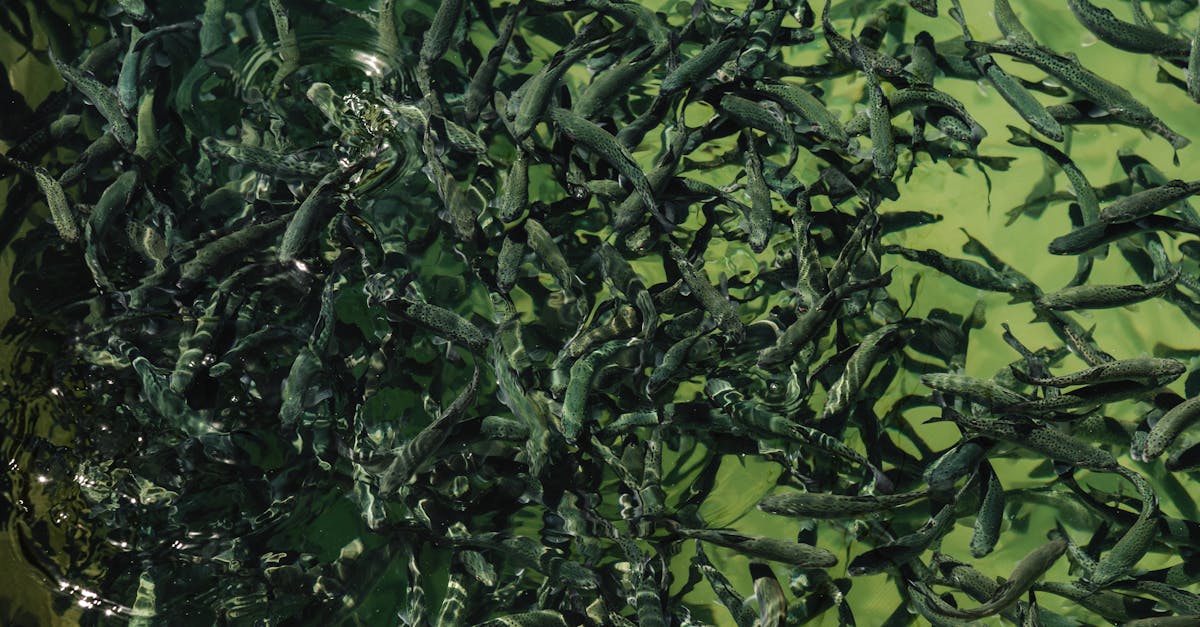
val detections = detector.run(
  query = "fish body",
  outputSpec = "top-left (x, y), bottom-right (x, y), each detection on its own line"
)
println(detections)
top-left (754, 80), bottom-right (849, 146)
top-left (1099, 180), bottom-right (1200, 223)
top-left (917, 539), bottom-right (1067, 619)
top-left (378, 367), bottom-right (479, 493)
top-left (1036, 266), bottom-right (1180, 310)
top-left (670, 246), bottom-right (745, 343)
top-left (1140, 393), bottom-right (1200, 460)
top-left (944, 410), bottom-right (1117, 470)
top-left (969, 40), bottom-right (1189, 148)
top-left (677, 528), bottom-right (838, 567)
top-left (548, 107), bottom-right (655, 215)
top-left (921, 373), bottom-right (1029, 408)
top-left (1012, 357), bottom-right (1184, 387)
top-left (659, 38), bottom-right (741, 96)
top-left (758, 488), bottom-right (930, 519)
top-left (1068, 0), bottom-right (1191, 57)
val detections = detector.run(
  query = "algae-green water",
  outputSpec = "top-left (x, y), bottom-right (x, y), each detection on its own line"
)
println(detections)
top-left (3, 0), bottom-right (1200, 625)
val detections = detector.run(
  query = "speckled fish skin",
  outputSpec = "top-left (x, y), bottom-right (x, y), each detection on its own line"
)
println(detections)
top-left (949, 0), bottom-right (1063, 141)
top-left (398, 299), bottom-right (489, 354)
top-left (821, 0), bottom-right (907, 78)
top-left (548, 107), bottom-right (656, 216)
top-left (1050, 215), bottom-right (1200, 255)
top-left (669, 245), bottom-right (745, 343)
top-left (917, 538), bottom-right (1067, 619)
top-left (1012, 357), bottom-right (1184, 387)
top-left (475, 611), bottom-right (569, 627)
top-left (49, 50), bottom-right (136, 149)
top-left (886, 245), bottom-right (1029, 294)
top-left (921, 373), bottom-right (1030, 409)
top-left (523, 218), bottom-right (578, 291)
top-left (677, 528), bottom-right (838, 567)
top-left (970, 463), bottom-right (1005, 558)
top-left (1068, 0), bottom-right (1191, 57)
top-left (758, 488), bottom-right (931, 519)
top-left (33, 166), bottom-right (78, 242)
top-left (743, 136), bottom-right (774, 252)
top-left (378, 366), bottom-right (479, 494)
top-left (507, 31), bottom-right (611, 141)
top-left (659, 37), bottom-right (741, 96)
top-left (1098, 180), bottom-right (1200, 223)
top-left (1138, 394), bottom-right (1200, 461)
top-left (943, 409), bottom-right (1117, 470)
top-left (754, 80), bottom-right (849, 146)
top-left (561, 338), bottom-right (638, 441)
top-left (1035, 266), bottom-right (1181, 311)
top-left (1088, 466), bottom-right (1158, 588)
top-left (967, 39), bottom-right (1190, 149)
top-left (1001, 379), bottom-right (1160, 414)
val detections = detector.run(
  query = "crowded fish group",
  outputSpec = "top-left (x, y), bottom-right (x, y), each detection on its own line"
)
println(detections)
top-left (3, 0), bottom-right (1200, 624)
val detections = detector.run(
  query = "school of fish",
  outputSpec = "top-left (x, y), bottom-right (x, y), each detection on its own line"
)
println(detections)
top-left (2, 0), bottom-right (1200, 625)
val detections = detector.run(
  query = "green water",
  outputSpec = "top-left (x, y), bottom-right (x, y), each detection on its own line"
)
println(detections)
top-left (3, 0), bottom-right (1200, 625)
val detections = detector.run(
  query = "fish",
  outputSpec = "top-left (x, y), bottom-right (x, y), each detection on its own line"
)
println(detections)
top-left (669, 245), bottom-right (745, 343)
top-left (199, 0), bottom-right (227, 57)
top-left (507, 27), bottom-right (614, 141)
top-left (659, 38), bottom-right (741, 96)
top-left (970, 462), bottom-right (1005, 558)
top-left (1087, 466), bottom-right (1159, 587)
top-left (860, 58), bottom-right (896, 179)
top-left (916, 539), bottom-right (1066, 619)
top-left (597, 242), bottom-right (656, 337)
top-left (751, 562), bottom-right (787, 627)
top-left (397, 298), bottom-right (489, 354)
top-left (935, 407), bottom-right (1118, 470)
top-left (267, 0), bottom-right (299, 86)
top-left (1098, 180), bottom-right (1200, 223)
top-left (818, 320), bottom-right (915, 422)
top-left (1068, 0), bottom-right (1191, 57)
top-left (921, 373), bottom-right (1030, 409)
top-left (1190, 17), bottom-right (1200, 102)
top-left (378, 367), bottom-right (480, 494)
top-left (885, 245), bottom-right (1031, 294)
top-left (694, 541), bottom-right (757, 627)
top-left (574, 43), bottom-right (666, 120)
top-left (848, 503), bottom-right (958, 575)
top-left (949, 1), bottom-right (1064, 141)
top-left (676, 527), bottom-right (838, 567)
top-left (758, 271), bottom-right (894, 367)
top-left (754, 80), bottom-right (849, 146)
top-left (278, 153), bottom-right (374, 262)
top-left (1138, 393), bottom-right (1200, 461)
top-left (465, 7), bottom-right (520, 122)
top-left (475, 611), bottom-right (569, 627)
top-left (1035, 266), bottom-right (1181, 311)
top-left (33, 166), bottom-right (78, 242)
top-left (742, 135), bottom-right (775, 251)
top-left (200, 138), bottom-right (332, 180)
top-left (966, 39), bottom-right (1190, 149)
top-left (1007, 126), bottom-right (1100, 225)
top-left (1049, 216), bottom-right (1200, 256)
top-left (1012, 357), bottom-right (1185, 387)
top-left (561, 339), bottom-right (639, 441)
top-left (547, 108), bottom-right (659, 224)
top-left (758, 487), bottom-right (931, 519)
